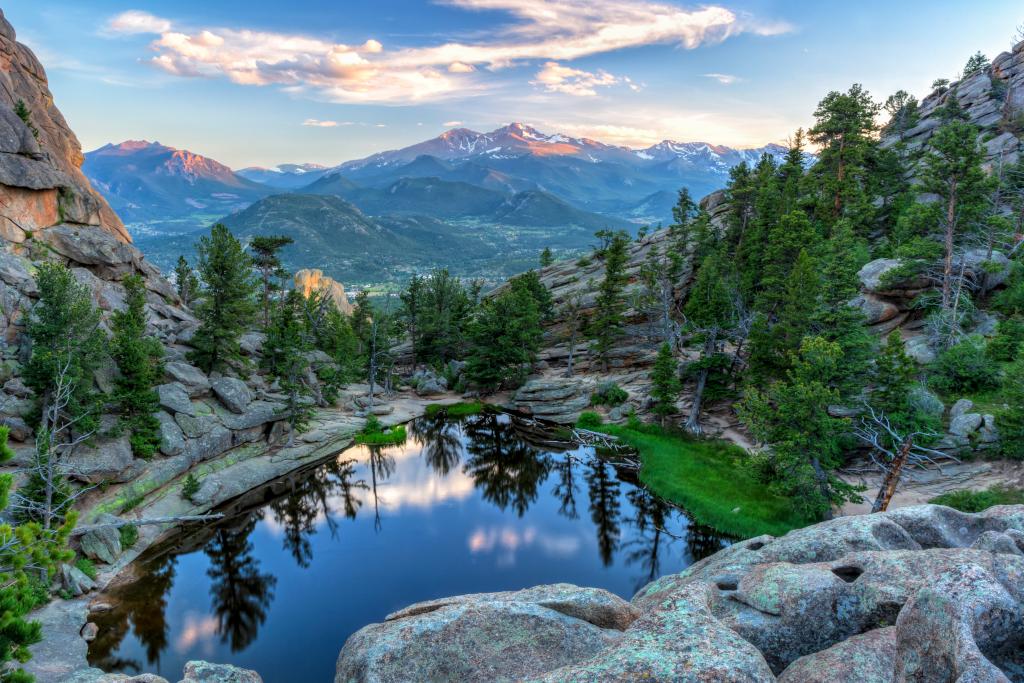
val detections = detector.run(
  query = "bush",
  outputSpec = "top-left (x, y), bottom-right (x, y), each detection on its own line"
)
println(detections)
top-left (181, 472), bottom-right (201, 502)
top-left (74, 557), bottom-right (97, 580)
top-left (361, 414), bottom-right (382, 435)
top-left (576, 411), bottom-right (603, 429)
top-left (987, 316), bottom-right (1024, 362)
top-left (590, 381), bottom-right (628, 407)
top-left (119, 524), bottom-right (139, 549)
top-left (928, 337), bottom-right (1000, 395)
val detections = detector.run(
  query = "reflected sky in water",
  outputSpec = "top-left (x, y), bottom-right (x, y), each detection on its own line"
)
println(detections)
top-left (89, 410), bottom-right (727, 683)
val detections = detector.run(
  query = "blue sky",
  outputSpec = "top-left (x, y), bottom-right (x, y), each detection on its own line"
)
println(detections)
top-left (7, 1), bottom-right (1022, 168)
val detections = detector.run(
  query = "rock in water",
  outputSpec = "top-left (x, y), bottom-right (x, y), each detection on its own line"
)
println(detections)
top-left (336, 504), bottom-right (1024, 682)
top-left (179, 661), bottom-right (263, 683)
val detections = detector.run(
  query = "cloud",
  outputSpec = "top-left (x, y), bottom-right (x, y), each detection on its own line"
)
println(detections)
top-left (105, 10), bottom-right (172, 35)
top-left (532, 61), bottom-right (621, 96)
top-left (302, 118), bottom-right (339, 127)
top-left (442, 120), bottom-right (464, 127)
top-left (105, 2), bottom-right (789, 103)
top-left (703, 72), bottom-right (741, 85)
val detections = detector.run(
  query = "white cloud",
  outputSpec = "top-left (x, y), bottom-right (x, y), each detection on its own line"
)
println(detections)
top-left (442, 120), bottom-right (464, 127)
top-left (302, 118), bottom-right (339, 127)
top-left (104, 10), bottom-right (172, 35)
top-left (532, 61), bottom-right (621, 96)
top-left (703, 72), bottom-right (741, 85)
top-left (105, 2), bottom-right (789, 104)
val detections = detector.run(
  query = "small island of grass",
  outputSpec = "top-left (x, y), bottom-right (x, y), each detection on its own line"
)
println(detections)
top-left (424, 401), bottom-right (486, 418)
top-left (356, 415), bottom-right (408, 446)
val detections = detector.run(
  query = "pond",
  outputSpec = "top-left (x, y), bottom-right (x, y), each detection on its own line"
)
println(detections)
top-left (88, 409), bottom-right (728, 682)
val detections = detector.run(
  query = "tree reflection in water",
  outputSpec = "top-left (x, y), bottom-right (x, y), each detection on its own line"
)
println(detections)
top-left (205, 515), bottom-right (278, 652)
top-left (409, 411), bottom-right (463, 476)
top-left (268, 457), bottom-right (365, 567)
top-left (461, 411), bottom-right (552, 516)
top-left (88, 552), bottom-right (178, 673)
top-left (584, 458), bottom-right (622, 567)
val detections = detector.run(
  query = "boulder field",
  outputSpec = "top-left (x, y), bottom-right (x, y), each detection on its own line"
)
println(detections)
top-left (335, 503), bottom-right (1024, 682)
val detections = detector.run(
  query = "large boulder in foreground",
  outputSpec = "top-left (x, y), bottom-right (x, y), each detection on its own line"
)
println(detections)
top-left (336, 504), bottom-right (1024, 682)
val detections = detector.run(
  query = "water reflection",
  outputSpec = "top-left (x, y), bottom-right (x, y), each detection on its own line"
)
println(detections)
top-left (89, 409), bottom-right (729, 683)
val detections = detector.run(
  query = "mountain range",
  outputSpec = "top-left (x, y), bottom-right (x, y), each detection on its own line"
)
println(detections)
top-left (84, 124), bottom-right (793, 283)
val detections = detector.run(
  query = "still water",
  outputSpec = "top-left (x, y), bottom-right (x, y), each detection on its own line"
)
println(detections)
top-left (88, 409), bottom-right (727, 682)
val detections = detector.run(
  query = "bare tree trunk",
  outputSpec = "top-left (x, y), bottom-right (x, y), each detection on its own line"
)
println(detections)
top-left (872, 436), bottom-right (913, 513)
top-left (942, 179), bottom-right (958, 309)
top-left (684, 329), bottom-right (716, 434)
top-left (811, 457), bottom-right (833, 521)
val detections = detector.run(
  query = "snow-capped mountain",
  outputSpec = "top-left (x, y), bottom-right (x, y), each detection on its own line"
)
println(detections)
top-left (236, 163), bottom-right (330, 189)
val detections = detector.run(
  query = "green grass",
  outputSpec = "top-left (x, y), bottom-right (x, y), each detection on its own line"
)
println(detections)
top-left (592, 421), bottom-right (813, 539)
top-left (355, 425), bottom-right (407, 445)
top-left (929, 484), bottom-right (1024, 512)
top-left (425, 401), bottom-right (485, 418)
top-left (74, 557), bottom-right (98, 579)
top-left (119, 524), bottom-right (139, 549)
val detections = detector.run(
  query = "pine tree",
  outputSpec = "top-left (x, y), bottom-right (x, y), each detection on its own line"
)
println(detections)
top-left (650, 343), bottom-right (681, 426)
top-left (740, 336), bottom-right (862, 520)
top-left (399, 275), bottom-right (425, 365)
top-left (263, 290), bottom-right (315, 444)
top-left (539, 247), bottom-right (554, 268)
top-left (921, 118), bottom-right (988, 314)
top-left (588, 230), bottom-right (630, 371)
top-left (189, 224), bottom-right (258, 373)
top-left (465, 287), bottom-right (542, 392)
top-left (509, 270), bottom-right (554, 321)
top-left (415, 269), bottom-right (473, 364)
top-left (174, 255), bottom-right (200, 308)
top-left (24, 262), bottom-right (105, 434)
top-left (807, 84), bottom-right (880, 232)
top-left (13, 99), bottom-right (39, 140)
top-left (681, 252), bottom-right (736, 433)
top-left (250, 235), bottom-right (294, 328)
top-left (757, 210), bottom-right (818, 312)
top-left (997, 353), bottom-right (1024, 459)
top-left (869, 331), bottom-right (917, 417)
top-left (962, 52), bottom-right (989, 78)
top-left (111, 274), bottom-right (164, 458)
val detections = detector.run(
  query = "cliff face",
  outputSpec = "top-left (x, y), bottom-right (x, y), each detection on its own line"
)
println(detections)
top-left (295, 268), bottom-right (355, 315)
top-left (0, 9), bottom-right (127, 243)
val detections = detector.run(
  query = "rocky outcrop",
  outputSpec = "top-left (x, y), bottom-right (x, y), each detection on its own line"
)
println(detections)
top-left (294, 268), bottom-right (354, 315)
top-left (0, 10), bottom-right (126, 241)
top-left (511, 376), bottom-right (592, 424)
top-left (60, 660), bottom-right (262, 683)
top-left (336, 504), bottom-right (1024, 682)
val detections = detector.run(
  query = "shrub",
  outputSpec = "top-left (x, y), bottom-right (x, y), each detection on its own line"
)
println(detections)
top-left (361, 414), bottom-right (382, 435)
top-left (928, 337), bottom-right (1000, 394)
top-left (590, 381), bottom-right (628, 407)
top-left (181, 472), bottom-right (201, 502)
top-left (576, 411), bottom-right (603, 429)
top-left (74, 557), bottom-right (97, 580)
top-left (987, 316), bottom-right (1024, 362)
top-left (119, 524), bottom-right (139, 549)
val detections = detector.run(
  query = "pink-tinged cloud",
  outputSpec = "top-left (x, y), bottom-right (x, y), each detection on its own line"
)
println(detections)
top-left (104, 2), bottom-right (790, 104)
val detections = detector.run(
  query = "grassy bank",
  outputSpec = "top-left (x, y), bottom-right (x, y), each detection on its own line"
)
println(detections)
top-left (587, 417), bottom-right (812, 539)
top-left (425, 401), bottom-right (486, 418)
top-left (929, 485), bottom-right (1024, 512)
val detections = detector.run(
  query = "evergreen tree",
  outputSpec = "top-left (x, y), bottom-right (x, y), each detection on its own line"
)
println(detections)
top-left (921, 118), bottom-right (989, 315)
top-left (588, 230), bottom-right (630, 371)
top-left (638, 244), bottom-right (683, 347)
top-left (465, 287), bottom-right (542, 391)
top-left (997, 353), bottom-right (1024, 459)
top-left (189, 224), bottom-right (258, 373)
top-left (399, 275), bottom-right (425, 365)
top-left (111, 274), bottom-right (164, 458)
top-left (250, 235), bottom-right (294, 328)
top-left (263, 290), bottom-right (315, 444)
top-left (869, 331), bottom-right (918, 417)
top-left (740, 336), bottom-right (862, 520)
top-left (24, 262), bottom-right (105, 433)
top-left (649, 343), bottom-right (681, 426)
top-left (539, 247), bottom-right (554, 268)
top-left (13, 99), bottom-right (39, 140)
top-left (174, 256), bottom-right (200, 308)
top-left (807, 84), bottom-right (880, 232)
top-left (509, 270), bottom-right (554, 321)
top-left (883, 90), bottom-right (920, 137)
top-left (757, 210), bottom-right (818, 312)
top-left (415, 269), bottom-right (473, 364)
top-left (681, 252), bottom-right (736, 433)
top-left (962, 51), bottom-right (989, 78)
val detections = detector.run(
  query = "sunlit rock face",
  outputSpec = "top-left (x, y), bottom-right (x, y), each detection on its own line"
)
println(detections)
top-left (0, 9), bottom-right (127, 242)
top-left (295, 268), bottom-right (355, 315)
top-left (336, 503), bottom-right (1024, 682)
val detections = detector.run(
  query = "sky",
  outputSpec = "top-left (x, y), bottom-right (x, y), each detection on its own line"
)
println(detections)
top-left (7, 1), bottom-right (1022, 168)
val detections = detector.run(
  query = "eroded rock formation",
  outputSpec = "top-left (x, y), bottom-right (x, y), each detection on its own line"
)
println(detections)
top-left (0, 10), bottom-right (126, 242)
top-left (294, 268), bottom-right (354, 315)
top-left (335, 503), bottom-right (1024, 682)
